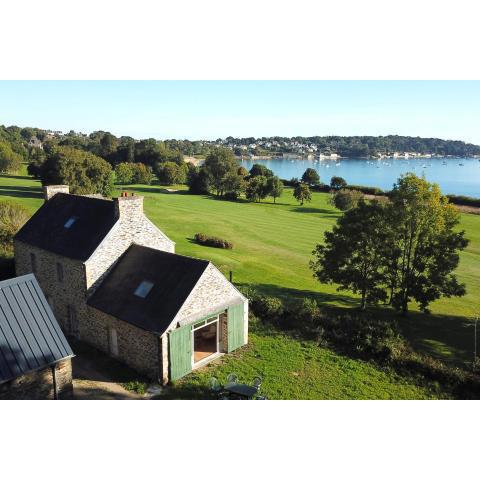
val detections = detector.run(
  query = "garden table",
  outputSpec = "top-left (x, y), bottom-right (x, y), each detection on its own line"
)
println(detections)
top-left (224, 383), bottom-right (258, 399)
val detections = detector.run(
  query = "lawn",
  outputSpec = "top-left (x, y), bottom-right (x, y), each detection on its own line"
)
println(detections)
top-left (1, 168), bottom-right (479, 397)
top-left (161, 324), bottom-right (443, 400)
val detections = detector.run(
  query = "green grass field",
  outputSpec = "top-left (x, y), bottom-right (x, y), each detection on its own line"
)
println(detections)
top-left (1, 167), bottom-right (479, 398)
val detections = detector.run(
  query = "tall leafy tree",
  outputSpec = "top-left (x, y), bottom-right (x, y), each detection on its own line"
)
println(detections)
top-left (246, 175), bottom-right (268, 202)
top-left (293, 183), bottom-right (312, 205)
top-left (330, 176), bottom-right (347, 190)
top-left (203, 148), bottom-right (238, 196)
top-left (40, 146), bottom-right (114, 196)
top-left (301, 168), bottom-right (320, 185)
top-left (310, 200), bottom-right (390, 310)
top-left (249, 163), bottom-right (273, 177)
top-left (267, 176), bottom-right (284, 203)
top-left (388, 174), bottom-right (469, 314)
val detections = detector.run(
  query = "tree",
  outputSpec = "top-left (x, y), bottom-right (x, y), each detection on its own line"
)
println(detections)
top-left (301, 168), bottom-right (320, 185)
top-left (246, 175), bottom-right (268, 202)
top-left (310, 200), bottom-right (390, 310)
top-left (203, 148), bottom-right (238, 196)
top-left (0, 200), bottom-right (30, 250)
top-left (188, 166), bottom-right (211, 194)
top-left (330, 188), bottom-right (363, 211)
top-left (266, 176), bottom-right (284, 203)
top-left (40, 146), bottom-right (114, 196)
top-left (0, 141), bottom-right (22, 173)
top-left (330, 176), bottom-right (347, 190)
top-left (154, 161), bottom-right (181, 185)
top-left (237, 166), bottom-right (249, 177)
top-left (131, 163), bottom-right (153, 185)
top-left (115, 162), bottom-right (134, 184)
top-left (387, 174), bottom-right (469, 314)
top-left (249, 163), bottom-right (273, 177)
top-left (293, 183), bottom-right (312, 205)
top-left (223, 171), bottom-right (246, 200)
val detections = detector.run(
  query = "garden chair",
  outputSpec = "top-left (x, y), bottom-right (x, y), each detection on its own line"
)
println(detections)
top-left (226, 373), bottom-right (238, 385)
top-left (252, 376), bottom-right (262, 392)
top-left (208, 377), bottom-right (222, 393)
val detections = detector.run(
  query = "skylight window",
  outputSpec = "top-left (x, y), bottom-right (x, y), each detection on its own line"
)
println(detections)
top-left (64, 216), bottom-right (78, 229)
top-left (134, 280), bottom-right (154, 298)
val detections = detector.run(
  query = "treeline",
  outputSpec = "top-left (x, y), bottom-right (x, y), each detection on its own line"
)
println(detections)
top-left (221, 135), bottom-right (480, 157)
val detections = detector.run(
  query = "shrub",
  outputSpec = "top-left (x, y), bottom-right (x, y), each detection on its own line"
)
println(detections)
top-left (122, 380), bottom-right (147, 395)
top-left (194, 233), bottom-right (233, 249)
top-left (0, 141), bottom-right (22, 173)
top-left (251, 295), bottom-right (284, 323)
top-left (0, 201), bottom-right (30, 248)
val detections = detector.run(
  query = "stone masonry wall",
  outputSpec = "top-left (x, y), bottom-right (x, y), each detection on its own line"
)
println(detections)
top-left (85, 196), bottom-right (175, 293)
top-left (0, 358), bottom-right (73, 400)
top-left (83, 305), bottom-right (161, 379)
top-left (173, 263), bottom-right (246, 329)
top-left (14, 240), bottom-right (87, 336)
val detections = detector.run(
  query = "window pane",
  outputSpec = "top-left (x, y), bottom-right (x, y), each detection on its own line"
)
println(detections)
top-left (134, 280), bottom-right (154, 298)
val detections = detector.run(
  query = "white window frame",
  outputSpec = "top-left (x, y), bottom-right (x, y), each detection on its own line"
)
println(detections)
top-left (191, 315), bottom-right (219, 367)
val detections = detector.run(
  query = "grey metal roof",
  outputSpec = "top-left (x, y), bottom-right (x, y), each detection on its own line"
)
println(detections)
top-left (0, 274), bottom-right (74, 384)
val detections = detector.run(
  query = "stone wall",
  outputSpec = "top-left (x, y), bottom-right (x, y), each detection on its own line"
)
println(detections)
top-left (14, 240), bottom-right (87, 336)
top-left (173, 263), bottom-right (246, 329)
top-left (0, 358), bottom-right (73, 400)
top-left (83, 306), bottom-right (161, 379)
top-left (85, 195), bottom-right (175, 293)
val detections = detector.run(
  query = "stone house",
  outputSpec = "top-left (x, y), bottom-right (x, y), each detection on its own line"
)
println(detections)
top-left (14, 185), bottom-right (248, 383)
top-left (0, 274), bottom-right (74, 400)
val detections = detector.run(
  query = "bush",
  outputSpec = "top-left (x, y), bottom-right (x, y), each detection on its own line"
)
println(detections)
top-left (122, 380), bottom-right (147, 395)
top-left (0, 201), bottom-right (30, 248)
top-left (194, 233), bottom-right (233, 249)
top-left (0, 141), bottom-right (22, 173)
top-left (251, 295), bottom-right (284, 323)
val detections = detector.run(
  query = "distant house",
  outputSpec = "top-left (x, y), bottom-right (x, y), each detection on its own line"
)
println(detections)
top-left (0, 274), bottom-right (74, 400)
top-left (28, 136), bottom-right (43, 149)
top-left (14, 186), bottom-right (248, 383)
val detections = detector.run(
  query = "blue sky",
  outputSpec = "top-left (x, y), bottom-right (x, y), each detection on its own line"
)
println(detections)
top-left (1, 81), bottom-right (480, 143)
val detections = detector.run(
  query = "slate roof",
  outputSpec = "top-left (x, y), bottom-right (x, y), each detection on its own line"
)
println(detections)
top-left (15, 193), bottom-right (117, 261)
top-left (87, 244), bottom-right (210, 335)
top-left (0, 274), bottom-right (74, 384)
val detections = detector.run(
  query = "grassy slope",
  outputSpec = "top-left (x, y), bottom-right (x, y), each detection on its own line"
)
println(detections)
top-left (2, 169), bottom-right (479, 397)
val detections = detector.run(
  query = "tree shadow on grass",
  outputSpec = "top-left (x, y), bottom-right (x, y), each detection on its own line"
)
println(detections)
top-left (121, 185), bottom-right (191, 196)
top-left (0, 185), bottom-right (42, 199)
top-left (236, 282), bottom-right (361, 308)
top-left (291, 206), bottom-right (340, 216)
top-left (0, 173), bottom-right (36, 181)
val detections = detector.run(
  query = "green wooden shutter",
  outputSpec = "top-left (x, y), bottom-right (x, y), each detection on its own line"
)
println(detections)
top-left (169, 324), bottom-right (192, 381)
top-left (227, 303), bottom-right (245, 352)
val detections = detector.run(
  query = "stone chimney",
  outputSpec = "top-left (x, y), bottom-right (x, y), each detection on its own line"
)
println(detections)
top-left (43, 185), bottom-right (70, 202)
top-left (113, 192), bottom-right (144, 219)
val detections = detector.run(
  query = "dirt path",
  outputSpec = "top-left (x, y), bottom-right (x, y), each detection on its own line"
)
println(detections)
top-left (72, 344), bottom-right (145, 400)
